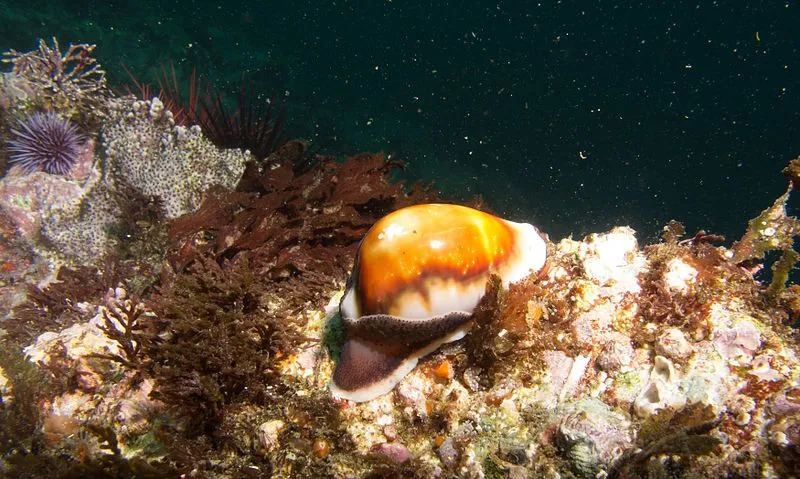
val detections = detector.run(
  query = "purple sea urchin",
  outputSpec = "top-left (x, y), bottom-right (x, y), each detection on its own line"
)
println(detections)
top-left (7, 112), bottom-right (83, 175)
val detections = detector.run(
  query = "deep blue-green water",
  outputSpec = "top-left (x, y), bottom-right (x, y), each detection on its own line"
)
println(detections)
top-left (2, 1), bottom-right (799, 243)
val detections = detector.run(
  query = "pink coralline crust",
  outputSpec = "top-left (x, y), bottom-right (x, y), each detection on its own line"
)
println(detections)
top-left (769, 389), bottom-right (800, 416)
top-left (0, 170), bottom-right (85, 239)
top-left (542, 350), bottom-right (573, 393)
top-left (571, 302), bottom-right (615, 346)
top-left (0, 212), bottom-right (37, 317)
top-left (67, 138), bottom-right (95, 181)
top-left (370, 442), bottom-right (413, 464)
top-left (713, 321), bottom-right (762, 360)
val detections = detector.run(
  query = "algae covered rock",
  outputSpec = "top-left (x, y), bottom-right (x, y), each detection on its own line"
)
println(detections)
top-left (102, 96), bottom-right (250, 219)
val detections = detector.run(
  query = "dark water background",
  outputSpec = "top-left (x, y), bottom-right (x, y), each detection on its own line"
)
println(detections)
top-left (2, 0), bottom-right (799, 245)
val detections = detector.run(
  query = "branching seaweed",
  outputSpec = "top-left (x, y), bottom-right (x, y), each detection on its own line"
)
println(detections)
top-left (167, 150), bottom-right (436, 282)
top-left (731, 157), bottom-right (800, 298)
top-left (7, 265), bottom-right (110, 346)
top-left (3, 38), bottom-right (106, 96)
top-left (145, 254), bottom-right (308, 437)
top-left (0, 345), bottom-right (51, 456)
top-left (88, 287), bottom-right (149, 370)
top-left (609, 404), bottom-right (721, 479)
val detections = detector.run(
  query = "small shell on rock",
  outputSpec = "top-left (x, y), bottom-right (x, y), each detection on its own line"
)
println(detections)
top-left (566, 441), bottom-right (599, 478)
top-left (383, 425), bottom-right (398, 441)
top-left (257, 420), bottom-right (285, 454)
top-left (633, 356), bottom-right (683, 417)
top-left (733, 409), bottom-right (751, 426)
top-left (651, 355), bottom-right (677, 384)
top-left (596, 333), bottom-right (634, 372)
top-left (771, 430), bottom-right (790, 447)
top-left (634, 380), bottom-right (671, 417)
top-left (655, 328), bottom-right (693, 360)
top-left (768, 413), bottom-right (800, 452)
top-left (312, 438), bottom-right (330, 458)
top-left (560, 354), bottom-right (591, 402)
top-left (555, 399), bottom-right (632, 474)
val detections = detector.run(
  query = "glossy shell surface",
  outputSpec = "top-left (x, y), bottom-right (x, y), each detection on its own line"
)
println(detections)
top-left (340, 203), bottom-right (546, 322)
top-left (331, 203), bottom-right (548, 402)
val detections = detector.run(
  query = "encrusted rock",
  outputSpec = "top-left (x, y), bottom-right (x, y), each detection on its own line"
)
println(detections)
top-left (395, 374), bottom-right (430, 419)
top-left (42, 414), bottom-right (80, 446)
top-left (663, 257), bottom-right (698, 293)
top-left (596, 332), bottom-right (634, 372)
top-left (371, 442), bottom-right (413, 464)
top-left (572, 302), bottom-right (615, 346)
top-left (24, 313), bottom-right (123, 367)
top-left (555, 399), bottom-right (632, 477)
top-left (769, 388), bottom-right (800, 416)
top-left (0, 165), bottom-right (118, 264)
top-left (768, 413), bottom-right (800, 463)
top-left (713, 317), bottom-right (762, 363)
top-left (103, 96), bottom-right (250, 219)
top-left (438, 437), bottom-right (459, 468)
top-left (656, 327), bottom-right (693, 360)
top-left (580, 227), bottom-right (644, 296)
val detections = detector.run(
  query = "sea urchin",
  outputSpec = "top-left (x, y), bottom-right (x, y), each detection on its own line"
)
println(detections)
top-left (7, 112), bottom-right (84, 175)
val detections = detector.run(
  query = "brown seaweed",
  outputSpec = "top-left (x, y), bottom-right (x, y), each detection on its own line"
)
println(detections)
top-left (166, 150), bottom-right (436, 282)
top-left (7, 265), bottom-right (110, 345)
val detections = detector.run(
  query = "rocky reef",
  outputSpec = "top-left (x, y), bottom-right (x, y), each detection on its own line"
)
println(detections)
top-left (1, 38), bottom-right (800, 479)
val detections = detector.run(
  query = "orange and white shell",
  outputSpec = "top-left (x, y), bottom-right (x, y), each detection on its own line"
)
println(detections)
top-left (341, 203), bottom-right (546, 321)
top-left (330, 203), bottom-right (547, 402)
